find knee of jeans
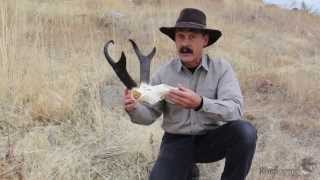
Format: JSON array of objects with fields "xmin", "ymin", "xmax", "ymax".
[{"xmin": 233, "ymin": 121, "xmax": 257, "ymax": 145}]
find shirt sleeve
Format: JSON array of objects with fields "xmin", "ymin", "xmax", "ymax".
[
  {"xmin": 126, "ymin": 69, "xmax": 164, "ymax": 125},
  {"xmin": 127, "ymin": 101, "xmax": 164, "ymax": 125},
  {"xmin": 199, "ymin": 62, "xmax": 244, "ymax": 121}
]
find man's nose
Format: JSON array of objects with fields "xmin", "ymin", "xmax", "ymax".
[{"xmin": 181, "ymin": 39, "xmax": 190, "ymax": 47}]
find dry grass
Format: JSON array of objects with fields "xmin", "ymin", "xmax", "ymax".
[{"xmin": 0, "ymin": 0, "xmax": 320, "ymax": 179}]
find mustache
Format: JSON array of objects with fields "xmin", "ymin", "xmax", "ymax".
[{"xmin": 179, "ymin": 47, "xmax": 193, "ymax": 54}]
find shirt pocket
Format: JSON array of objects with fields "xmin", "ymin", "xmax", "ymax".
[{"xmin": 197, "ymin": 87, "xmax": 217, "ymax": 99}]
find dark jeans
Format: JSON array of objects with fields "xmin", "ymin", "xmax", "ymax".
[{"xmin": 149, "ymin": 120, "xmax": 257, "ymax": 180}]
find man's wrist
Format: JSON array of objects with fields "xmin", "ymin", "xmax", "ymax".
[{"xmin": 194, "ymin": 96, "xmax": 203, "ymax": 111}]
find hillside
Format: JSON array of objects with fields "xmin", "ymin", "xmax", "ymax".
[{"xmin": 0, "ymin": 0, "xmax": 319, "ymax": 179}]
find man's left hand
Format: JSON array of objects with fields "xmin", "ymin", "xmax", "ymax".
[{"xmin": 165, "ymin": 84, "xmax": 202, "ymax": 109}]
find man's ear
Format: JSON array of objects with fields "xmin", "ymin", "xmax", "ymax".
[{"xmin": 203, "ymin": 34, "xmax": 209, "ymax": 47}]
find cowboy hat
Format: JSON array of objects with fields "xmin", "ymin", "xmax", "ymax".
[{"xmin": 160, "ymin": 8, "xmax": 222, "ymax": 47}]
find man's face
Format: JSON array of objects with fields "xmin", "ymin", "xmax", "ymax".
[{"xmin": 174, "ymin": 29, "xmax": 209, "ymax": 68}]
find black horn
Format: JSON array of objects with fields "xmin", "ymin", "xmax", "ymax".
[
  {"xmin": 103, "ymin": 40, "xmax": 138, "ymax": 89},
  {"xmin": 129, "ymin": 39, "xmax": 156, "ymax": 84}
]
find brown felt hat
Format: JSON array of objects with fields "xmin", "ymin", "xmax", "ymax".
[{"xmin": 160, "ymin": 8, "xmax": 222, "ymax": 47}]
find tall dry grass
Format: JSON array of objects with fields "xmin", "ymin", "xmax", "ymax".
[{"xmin": 0, "ymin": 0, "xmax": 319, "ymax": 179}]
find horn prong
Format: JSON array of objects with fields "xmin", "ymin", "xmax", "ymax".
[
  {"xmin": 129, "ymin": 39, "xmax": 156, "ymax": 84},
  {"xmin": 103, "ymin": 40, "xmax": 138, "ymax": 89},
  {"xmin": 129, "ymin": 39, "xmax": 143, "ymax": 59},
  {"xmin": 104, "ymin": 40, "xmax": 116, "ymax": 65},
  {"xmin": 147, "ymin": 47, "xmax": 156, "ymax": 60}
]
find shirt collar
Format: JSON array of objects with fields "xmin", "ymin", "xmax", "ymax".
[{"xmin": 175, "ymin": 54, "xmax": 209, "ymax": 72}]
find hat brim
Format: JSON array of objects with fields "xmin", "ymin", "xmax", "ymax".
[{"xmin": 159, "ymin": 26, "xmax": 222, "ymax": 47}]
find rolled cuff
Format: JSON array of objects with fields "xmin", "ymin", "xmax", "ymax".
[{"xmin": 127, "ymin": 103, "xmax": 159, "ymax": 125}]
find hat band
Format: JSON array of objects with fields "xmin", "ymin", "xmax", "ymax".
[{"xmin": 175, "ymin": 21, "xmax": 206, "ymax": 29}]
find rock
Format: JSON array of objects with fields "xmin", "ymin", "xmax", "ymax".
[{"xmin": 255, "ymin": 79, "xmax": 273, "ymax": 93}]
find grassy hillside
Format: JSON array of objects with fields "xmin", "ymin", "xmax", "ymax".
[{"xmin": 0, "ymin": 0, "xmax": 319, "ymax": 179}]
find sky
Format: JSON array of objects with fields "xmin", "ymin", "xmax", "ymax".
[{"xmin": 263, "ymin": 0, "xmax": 320, "ymax": 14}]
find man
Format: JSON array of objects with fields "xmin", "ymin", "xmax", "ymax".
[{"xmin": 124, "ymin": 8, "xmax": 257, "ymax": 180}]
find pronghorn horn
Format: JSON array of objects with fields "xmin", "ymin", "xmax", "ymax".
[
  {"xmin": 129, "ymin": 39, "xmax": 156, "ymax": 84},
  {"xmin": 103, "ymin": 40, "xmax": 138, "ymax": 89}
]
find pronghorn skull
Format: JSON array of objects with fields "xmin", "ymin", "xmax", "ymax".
[{"xmin": 104, "ymin": 39, "xmax": 176, "ymax": 104}]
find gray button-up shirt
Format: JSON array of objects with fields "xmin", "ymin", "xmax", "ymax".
[{"xmin": 127, "ymin": 54, "xmax": 244, "ymax": 135}]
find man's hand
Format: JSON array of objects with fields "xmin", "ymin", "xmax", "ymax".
[
  {"xmin": 165, "ymin": 84, "xmax": 202, "ymax": 109},
  {"xmin": 124, "ymin": 89, "xmax": 138, "ymax": 112}
]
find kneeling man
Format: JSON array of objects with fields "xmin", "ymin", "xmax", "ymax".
[{"xmin": 124, "ymin": 8, "xmax": 257, "ymax": 180}]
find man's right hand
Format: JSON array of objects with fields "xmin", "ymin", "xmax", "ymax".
[{"xmin": 124, "ymin": 89, "xmax": 138, "ymax": 112}]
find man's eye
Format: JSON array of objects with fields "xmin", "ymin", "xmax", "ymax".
[{"xmin": 177, "ymin": 34, "xmax": 184, "ymax": 39}]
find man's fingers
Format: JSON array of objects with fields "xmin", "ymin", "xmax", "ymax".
[
  {"xmin": 125, "ymin": 104, "xmax": 137, "ymax": 111},
  {"xmin": 166, "ymin": 92, "xmax": 191, "ymax": 106},
  {"xmin": 123, "ymin": 88, "xmax": 138, "ymax": 112},
  {"xmin": 124, "ymin": 89, "xmax": 132, "ymax": 99},
  {"xmin": 124, "ymin": 89, "xmax": 136, "ymax": 99},
  {"xmin": 124, "ymin": 99, "xmax": 137, "ymax": 112},
  {"xmin": 168, "ymin": 90, "xmax": 190, "ymax": 101},
  {"xmin": 124, "ymin": 88, "xmax": 130, "ymax": 95},
  {"xmin": 125, "ymin": 88, "xmax": 135, "ymax": 98},
  {"xmin": 177, "ymin": 84, "xmax": 188, "ymax": 92},
  {"xmin": 126, "ymin": 102, "xmax": 136, "ymax": 108},
  {"xmin": 178, "ymin": 84, "xmax": 194, "ymax": 93},
  {"xmin": 169, "ymin": 89, "xmax": 188, "ymax": 99},
  {"xmin": 125, "ymin": 94, "xmax": 132, "ymax": 99},
  {"xmin": 124, "ymin": 99, "xmax": 136, "ymax": 105}
]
